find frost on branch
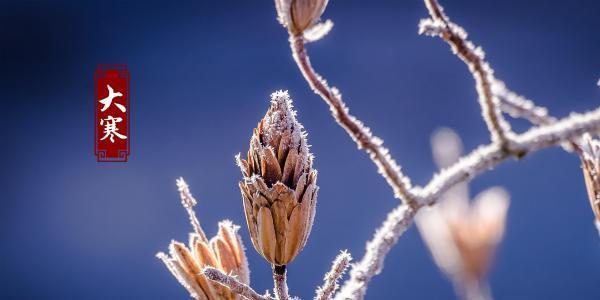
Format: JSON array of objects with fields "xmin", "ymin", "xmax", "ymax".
[
  {"xmin": 315, "ymin": 251, "xmax": 352, "ymax": 300},
  {"xmin": 176, "ymin": 177, "xmax": 208, "ymax": 242},
  {"xmin": 304, "ymin": 20, "xmax": 334, "ymax": 43},
  {"xmin": 203, "ymin": 267, "xmax": 273, "ymax": 300},
  {"xmin": 289, "ymin": 30, "xmax": 417, "ymax": 206},
  {"xmin": 420, "ymin": 0, "xmax": 515, "ymax": 147},
  {"xmin": 492, "ymin": 81, "xmax": 553, "ymax": 126},
  {"xmin": 418, "ymin": 18, "xmax": 445, "ymax": 37},
  {"xmin": 335, "ymin": 205, "xmax": 416, "ymax": 300}
]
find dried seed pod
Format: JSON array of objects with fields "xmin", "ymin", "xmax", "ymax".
[
  {"xmin": 581, "ymin": 135, "xmax": 600, "ymax": 222},
  {"xmin": 238, "ymin": 90, "xmax": 318, "ymax": 266},
  {"xmin": 275, "ymin": 0, "xmax": 329, "ymax": 36},
  {"xmin": 157, "ymin": 179, "xmax": 250, "ymax": 300}
]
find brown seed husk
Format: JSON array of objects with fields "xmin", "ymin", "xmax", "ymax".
[
  {"xmin": 582, "ymin": 159, "xmax": 600, "ymax": 221},
  {"xmin": 238, "ymin": 91, "xmax": 318, "ymax": 265}
]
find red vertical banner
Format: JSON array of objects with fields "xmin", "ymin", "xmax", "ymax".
[{"xmin": 94, "ymin": 64, "xmax": 130, "ymax": 162}]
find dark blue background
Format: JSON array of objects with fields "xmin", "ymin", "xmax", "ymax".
[{"xmin": 1, "ymin": 0, "xmax": 600, "ymax": 299}]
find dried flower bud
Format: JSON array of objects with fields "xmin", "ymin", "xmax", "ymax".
[
  {"xmin": 158, "ymin": 178, "xmax": 250, "ymax": 300},
  {"xmin": 275, "ymin": 0, "xmax": 329, "ymax": 36},
  {"xmin": 237, "ymin": 90, "xmax": 318, "ymax": 266},
  {"xmin": 447, "ymin": 188, "xmax": 509, "ymax": 282},
  {"xmin": 581, "ymin": 134, "xmax": 600, "ymax": 222},
  {"xmin": 417, "ymin": 187, "xmax": 509, "ymax": 284}
]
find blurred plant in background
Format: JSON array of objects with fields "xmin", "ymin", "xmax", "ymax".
[{"xmin": 417, "ymin": 128, "xmax": 509, "ymax": 300}]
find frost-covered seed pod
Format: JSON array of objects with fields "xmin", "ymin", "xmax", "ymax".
[{"xmin": 237, "ymin": 90, "xmax": 318, "ymax": 266}]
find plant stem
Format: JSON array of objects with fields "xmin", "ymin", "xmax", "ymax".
[{"xmin": 273, "ymin": 265, "xmax": 290, "ymax": 300}]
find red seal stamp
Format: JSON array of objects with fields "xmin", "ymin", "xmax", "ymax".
[{"xmin": 94, "ymin": 64, "xmax": 130, "ymax": 162}]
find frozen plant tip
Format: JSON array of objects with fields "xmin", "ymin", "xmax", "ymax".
[
  {"xmin": 581, "ymin": 135, "xmax": 600, "ymax": 226},
  {"xmin": 157, "ymin": 178, "xmax": 250, "ymax": 300},
  {"xmin": 237, "ymin": 90, "xmax": 318, "ymax": 266},
  {"xmin": 315, "ymin": 251, "xmax": 352, "ymax": 300}
]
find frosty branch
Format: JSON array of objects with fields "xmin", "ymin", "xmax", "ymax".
[
  {"xmin": 315, "ymin": 251, "xmax": 352, "ymax": 300},
  {"xmin": 420, "ymin": 0, "xmax": 515, "ymax": 148},
  {"xmin": 281, "ymin": 0, "xmax": 600, "ymax": 299},
  {"xmin": 203, "ymin": 267, "xmax": 272, "ymax": 300},
  {"xmin": 289, "ymin": 35, "xmax": 418, "ymax": 207}
]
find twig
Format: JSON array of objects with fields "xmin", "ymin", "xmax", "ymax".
[
  {"xmin": 289, "ymin": 35, "xmax": 418, "ymax": 207},
  {"xmin": 493, "ymin": 81, "xmax": 555, "ymax": 126},
  {"xmin": 203, "ymin": 267, "xmax": 273, "ymax": 300},
  {"xmin": 273, "ymin": 265, "xmax": 290, "ymax": 300},
  {"xmin": 420, "ymin": 0, "xmax": 514, "ymax": 148},
  {"xmin": 315, "ymin": 251, "xmax": 352, "ymax": 300},
  {"xmin": 176, "ymin": 177, "xmax": 208, "ymax": 242},
  {"xmin": 334, "ymin": 204, "xmax": 416, "ymax": 300},
  {"xmin": 493, "ymin": 81, "xmax": 583, "ymax": 154}
]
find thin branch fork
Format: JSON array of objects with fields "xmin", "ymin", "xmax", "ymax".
[
  {"xmin": 421, "ymin": 0, "xmax": 585, "ymax": 155},
  {"xmin": 421, "ymin": 0, "xmax": 515, "ymax": 149},
  {"xmin": 494, "ymin": 82, "xmax": 584, "ymax": 154},
  {"xmin": 421, "ymin": 0, "xmax": 587, "ymax": 157}
]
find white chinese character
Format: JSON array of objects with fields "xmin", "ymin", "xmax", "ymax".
[
  {"xmin": 100, "ymin": 115, "xmax": 127, "ymax": 143},
  {"xmin": 99, "ymin": 84, "xmax": 126, "ymax": 113}
]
